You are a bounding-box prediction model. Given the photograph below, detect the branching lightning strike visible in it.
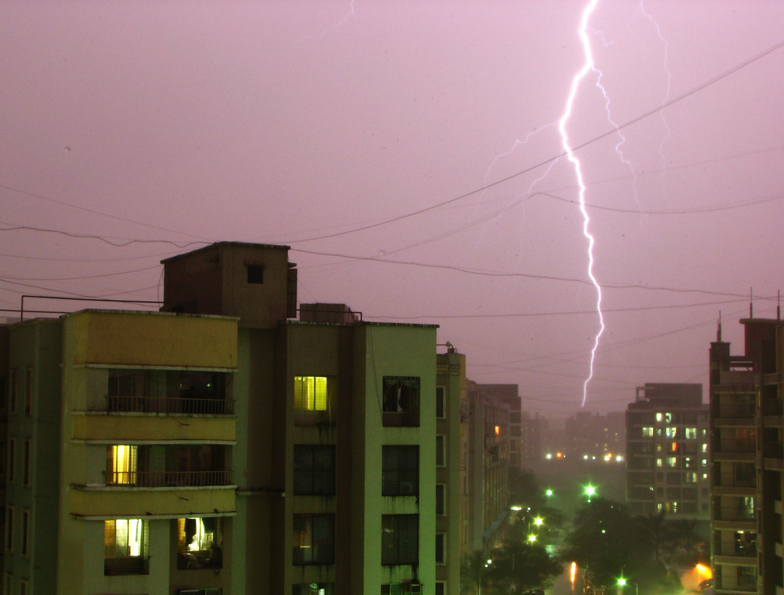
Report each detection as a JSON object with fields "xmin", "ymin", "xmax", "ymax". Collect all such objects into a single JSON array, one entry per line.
[{"xmin": 557, "ymin": 0, "xmax": 604, "ymax": 408}]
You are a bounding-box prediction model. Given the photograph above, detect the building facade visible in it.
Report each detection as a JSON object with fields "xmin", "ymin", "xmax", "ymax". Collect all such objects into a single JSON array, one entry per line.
[
  {"xmin": 2, "ymin": 242, "xmax": 456, "ymax": 595},
  {"xmin": 625, "ymin": 383, "xmax": 710, "ymax": 522},
  {"xmin": 709, "ymin": 318, "xmax": 784, "ymax": 595}
]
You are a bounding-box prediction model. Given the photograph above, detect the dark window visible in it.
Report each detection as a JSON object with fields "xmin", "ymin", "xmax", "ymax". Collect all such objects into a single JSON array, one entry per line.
[
  {"xmin": 436, "ymin": 484, "xmax": 445, "ymax": 515},
  {"xmin": 435, "ymin": 533, "xmax": 446, "ymax": 564},
  {"xmin": 24, "ymin": 368, "xmax": 33, "ymax": 416},
  {"xmin": 293, "ymin": 514, "xmax": 335, "ymax": 565},
  {"xmin": 23, "ymin": 440, "xmax": 30, "ymax": 486},
  {"xmin": 435, "ymin": 584, "xmax": 445, "ymax": 595},
  {"xmin": 382, "ymin": 377, "xmax": 420, "ymax": 427},
  {"xmin": 294, "ymin": 445, "xmax": 336, "ymax": 495},
  {"xmin": 436, "ymin": 435, "xmax": 445, "ymax": 467},
  {"xmin": 247, "ymin": 264, "xmax": 264, "ymax": 284},
  {"xmin": 436, "ymin": 386, "xmax": 446, "ymax": 418},
  {"xmin": 381, "ymin": 514, "xmax": 418, "ymax": 565},
  {"xmin": 382, "ymin": 446, "xmax": 418, "ymax": 496}
]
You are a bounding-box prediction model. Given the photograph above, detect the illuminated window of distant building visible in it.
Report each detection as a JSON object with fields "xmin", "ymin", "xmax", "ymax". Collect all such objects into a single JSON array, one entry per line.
[
  {"xmin": 666, "ymin": 457, "xmax": 677, "ymax": 468},
  {"xmin": 294, "ymin": 376, "xmax": 328, "ymax": 411},
  {"xmin": 436, "ymin": 532, "xmax": 446, "ymax": 564},
  {"xmin": 107, "ymin": 445, "xmax": 137, "ymax": 485},
  {"xmin": 684, "ymin": 472, "xmax": 697, "ymax": 483},
  {"xmin": 246, "ymin": 263, "xmax": 264, "ymax": 284},
  {"xmin": 670, "ymin": 442, "xmax": 678, "ymax": 453},
  {"xmin": 656, "ymin": 412, "xmax": 663, "ymax": 422},
  {"xmin": 292, "ymin": 584, "xmax": 335, "ymax": 595},
  {"xmin": 642, "ymin": 427, "xmax": 654, "ymax": 437},
  {"xmin": 685, "ymin": 428, "xmax": 697, "ymax": 439},
  {"xmin": 701, "ymin": 459, "xmax": 707, "ymax": 467},
  {"xmin": 293, "ymin": 514, "xmax": 335, "ymax": 565},
  {"xmin": 104, "ymin": 519, "xmax": 149, "ymax": 575},
  {"xmin": 382, "ymin": 446, "xmax": 419, "ymax": 496},
  {"xmin": 701, "ymin": 443, "xmax": 708, "ymax": 453},
  {"xmin": 494, "ymin": 425, "xmax": 500, "ymax": 436},
  {"xmin": 177, "ymin": 517, "xmax": 223, "ymax": 570},
  {"xmin": 436, "ymin": 386, "xmax": 446, "ymax": 419},
  {"xmin": 381, "ymin": 514, "xmax": 418, "ymax": 565},
  {"xmin": 656, "ymin": 443, "xmax": 663, "ymax": 452},
  {"xmin": 684, "ymin": 457, "xmax": 696, "ymax": 469},
  {"xmin": 664, "ymin": 413, "xmax": 672, "ymax": 423},
  {"xmin": 665, "ymin": 427, "xmax": 677, "ymax": 438},
  {"xmin": 656, "ymin": 458, "xmax": 663, "ymax": 467}
]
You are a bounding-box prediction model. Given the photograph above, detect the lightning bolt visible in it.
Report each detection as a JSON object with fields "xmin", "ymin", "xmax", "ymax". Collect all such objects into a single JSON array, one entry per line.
[{"xmin": 558, "ymin": 0, "xmax": 605, "ymax": 408}]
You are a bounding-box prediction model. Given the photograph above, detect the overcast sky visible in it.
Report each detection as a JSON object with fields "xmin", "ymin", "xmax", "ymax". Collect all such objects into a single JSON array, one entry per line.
[{"xmin": 2, "ymin": 0, "xmax": 783, "ymax": 416}]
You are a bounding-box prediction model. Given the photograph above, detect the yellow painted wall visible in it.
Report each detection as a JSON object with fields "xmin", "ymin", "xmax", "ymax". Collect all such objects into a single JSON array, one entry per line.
[
  {"xmin": 72, "ymin": 414, "xmax": 236, "ymax": 442},
  {"xmin": 70, "ymin": 487, "xmax": 235, "ymax": 518},
  {"xmin": 67, "ymin": 311, "xmax": 238, "ymax": 369}
]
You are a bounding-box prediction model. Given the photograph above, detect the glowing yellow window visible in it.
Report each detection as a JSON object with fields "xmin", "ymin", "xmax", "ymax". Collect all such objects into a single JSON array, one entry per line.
[
  {"xmin": 294, "ymin": 377, "xmax": 328, "ymax": 411},
  {"xmin": 108, "ymin": 445, "xmax": 138, "ymax": 485}
]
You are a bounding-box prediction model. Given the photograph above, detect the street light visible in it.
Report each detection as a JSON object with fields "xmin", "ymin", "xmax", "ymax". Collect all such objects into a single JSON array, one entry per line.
[
  {"xmin": 617, "ymin": 577, "xmax": 638, "ymax": 595},
  {"xmin": 583, "ymin": 485, "xmax": 597, "ymax": 502},
  {"xmin": 545, "ymin": 489, "xmax": 554, "ymax": 497},
  {"xmin": 527, "ymin": 534, "xmax": 537, "ymax": 543}
]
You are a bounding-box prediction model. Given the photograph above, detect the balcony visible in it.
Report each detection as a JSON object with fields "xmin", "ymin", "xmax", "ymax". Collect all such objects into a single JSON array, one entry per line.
[
  {"xmin": 713, "ymin": 542, "xmax": 757, "ymax": 557},
  {"xmin": 106, "ymin": 395, "xmax": 235, "ymax": 416},
  {"xmin": 107, "ymin": 469, "xmax": 233, "ymax": 488},
  {"xmin": 105, "ymin": 556, "xmax": 150, "ymax": 576}
]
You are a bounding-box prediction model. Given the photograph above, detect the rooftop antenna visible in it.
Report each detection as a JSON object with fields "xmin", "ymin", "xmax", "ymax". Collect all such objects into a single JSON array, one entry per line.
[
  {"xmin": 749, "ymin": 288, "xmax": 753, "ymax": 318},
  {"xmin": 717, "ymin": 311, "xmax": 722, "ymax": 342}
]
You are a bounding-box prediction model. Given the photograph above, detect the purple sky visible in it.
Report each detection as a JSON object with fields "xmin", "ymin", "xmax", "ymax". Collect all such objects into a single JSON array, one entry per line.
[{"xmin": 2, "ymin": 0, "xmax": 783, "ymax": 416}]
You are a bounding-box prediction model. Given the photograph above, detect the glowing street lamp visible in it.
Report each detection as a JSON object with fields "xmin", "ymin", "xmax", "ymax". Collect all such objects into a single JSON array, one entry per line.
[
  {"xmin": 617, "ymin": 577, "xmax": 638, "ymax": 595},
  {"xmin": 527, "ymin": 534, "xmax": 537, "ymax": 543},
  {"xmin": 584, "ymin": 485, "xmax": 597, "ymax": 501},
  {"xmin": 545, "ymin": 488, "xmax": 554, "ymax": 497},
  {"xmin": 533, "ymin": 517, "xmax": 544, "ymax": 527}
]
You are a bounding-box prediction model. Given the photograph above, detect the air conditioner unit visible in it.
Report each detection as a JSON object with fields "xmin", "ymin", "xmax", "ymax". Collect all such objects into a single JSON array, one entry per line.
[{"xmin": 405, "ymin": 583, "xmax": 423, "ymax": 594}]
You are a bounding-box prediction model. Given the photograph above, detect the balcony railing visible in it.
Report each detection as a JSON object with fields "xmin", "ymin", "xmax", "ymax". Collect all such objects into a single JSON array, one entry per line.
[
  {"xmin": 104, "ymin": 556, "xmax": 150, "ymax": 576},
  {"xmin": 714, "ymin": 506, "xmax": 755, "ymax": 521},
  {"xmin": 106, "ymin": 395, "xmax": 235, "ymax": 415},
  {"xmin": 107, "ymin": 469, "xmax": 233, "ymax": 488},
  {"xmin": 718, "ymin": 473, "xmax": 755, "ymax": 488},
  {"xmin": 713, "ymin": 542, "xmax": 757, "ymax": 557}
]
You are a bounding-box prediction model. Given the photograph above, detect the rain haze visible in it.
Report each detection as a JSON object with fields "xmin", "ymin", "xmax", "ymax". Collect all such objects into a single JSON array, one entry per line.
[{"xmin": 1, "ymin": 0, "xmax": 783, "ymax": 417}]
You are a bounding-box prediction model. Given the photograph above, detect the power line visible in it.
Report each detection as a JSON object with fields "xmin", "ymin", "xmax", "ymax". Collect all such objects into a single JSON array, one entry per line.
[{"xmin": 278, "ymin": 37, "xmax": 784, "ymax": 244}]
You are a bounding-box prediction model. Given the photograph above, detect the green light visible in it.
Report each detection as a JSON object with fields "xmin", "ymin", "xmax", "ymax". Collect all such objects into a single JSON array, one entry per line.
[
  {"xmin": 618, "ymin": 578, "xmax": 627, "ymax": 587},
  {"xmin": 545, "ymin": 489, "xmax": 554, "ymax": 497},
  {"xmin": 527, "ymin": 534, "xmax": 537, "ymax": 543},
  {"xmin": 533, "ymin": 517, "xmax": 544, "ymax": 526},
  {"xmin": 584, "ymin": 485, "xmax": 596, "ymax": 497}
]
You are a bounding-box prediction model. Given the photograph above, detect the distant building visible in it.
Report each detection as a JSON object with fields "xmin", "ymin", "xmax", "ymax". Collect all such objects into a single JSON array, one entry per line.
[
  {"xmin": 625, "ymin": 383, "xmax": 710, "ymax": 523},
  {"xmin": 565, "ymin": 410, "xmax": 626, "ymax": 461},
  {"xmin": 476, "ymin": 385, "xmax": 521, "ymax": 468},
  {"xmin": 519, "ymin": 411, "xmax": 546, "ymax": 465},
  {"xmin": 2, "ymin": 242, "xmax": 457, "ymax": 595},
  {"xmin": 709, "ymin": 317, "xmax": 783, "ymax": 595},
  {"xmin": 461, "ymin": 381, "xmax": 510, "ymax": 555}
]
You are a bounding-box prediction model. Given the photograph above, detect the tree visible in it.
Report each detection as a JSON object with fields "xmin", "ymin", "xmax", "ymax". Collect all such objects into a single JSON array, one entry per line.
[
  {"xmin": 461, "ymin": 550, "xmax": 493, "ymax": 595},
  {"xmin": 489, "ymin": 538, "xmax": 563, "ymax": 593}
]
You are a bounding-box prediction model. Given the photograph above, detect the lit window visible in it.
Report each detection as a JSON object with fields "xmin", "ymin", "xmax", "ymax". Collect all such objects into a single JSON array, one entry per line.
[
  {"xmin": 177, "ymin": 517, "xmax": 223, "ymax": 570},
  {"xmin": 642, "ymin": 427, "xmax": 654, "ymax": 437},
  {"xmin": 107, "ymin": 445, "xmax": 138, "ymax": 485},
  {"xmin": 656, "ymin": 458, "xmax": 663, "ymax": 467},
  {"xmin": 656, "ymin": 413, "xmax": 663, "ymax": 422},
  {"xmin": 667, "ymin": 457, "xmax": 677, "ymax": 468},
  {"xmin": 294, "ymin": 377, "xmax": 328, "ymax": 411},
  {"xmin": 685, "ymin": 428, "xmax": 697, "ymax": 439},
  {"xmin": 382, "ymin": 445, "xmax": 419, "ymax": 496},
  {"xmin": 104, "ymin": 520, "xmax": 149, "ymax": 575},
  {"xmin": 381, "ymin": 514, "xmax": 418, "ymax": 565},
  {"xmin": 494, "ymin": 425, "xmax": 500, "ymax": 436},
  {"xmin": 684, "ymin": 472, "xmax": 697, "ymax": 483},
  {"xmin": 664, "ymin": 413, "xmax": 672, "ymax": 423},
  {"xmin": 702, "ymin": 443, "xmax": 708, "ymax": 453},
  {"xmin": 293, "ymin": 514, "xmax": 335, "ymax": 565}
]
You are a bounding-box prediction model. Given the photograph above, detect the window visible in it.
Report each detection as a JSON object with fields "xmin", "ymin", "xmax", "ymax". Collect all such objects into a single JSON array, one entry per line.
[
  {"xmin": 294, "ymin": 376, "xmax": 328, "ymax": 411},
  {"xmin": 382, "ymin": 446, "xmax": 418, "ymax": 496},
  {"xmin": 4, "ymin": 573, "xmax": 10, "ymax": 595},
  {"xmin": 435, "ymin": 583, "xmax": 446, "ymax": 595},
  {"xmin": 665, "ymin": 427, "xmax": 677, "ymax": 438},
  {"xmin": 656, "ymin": 458, "xmax": 662, "ymax": 468},
  {"xmin": 702, "ymin": 443, "xmax": 708, "ymax": 453},
  {"xmin": 8, "ymin": 438, "xmax": 15, "ymax": 483},
  {"xmin": 293, "ymin": 514, "xmax": 335, "ymax": 565},
  {"xmin": 247, "ymin": 263, "xmax": 264, "ymax": 284},
  {"xmin": 24, "ymin": 368, "xmax": 32, "ymax": 416},
  {"xmin": 293, "ymin": 445, "xmax": 335, "ymax": 495},
  {"xmin": 23, "ymin": 439, "xmax": 30, "ymax": 487},
  {"xmin": 177, "ymin": 517, "xmax": 223, "ymax": 570},
  {"xmin": 665, "ymin": 413, "xmax": 672, "ymax": 423},
  {"xmin": 293, "ymin": 584, "xmax": 335, "ymax": 595},
  {"xmin": 655, "ymin": 412, "xmax": 663, "ymax": 422},
  {"xmin": 20, "ymin": 510, "xmax": 29, "ymax": 557},
  {"xmin": 9, "ymin": 369, "xmax": 17, "ymax": 414},
  {"xmin": 6, "ymin": 506, "xmax": 13, "ymax": 552},
  {"xmin": 436, "ymin": 484, "xmax": 445, "ymax": 515},
  {"xmin": 684, "ymin": 472, "xmax": 697, "ymax": 483},
  {"xmin": 435, "ymin": 533, "xmax": 446, "ymax": 564},
  {"xmin": 104, "ymin": 519, "xmax": 149, "ymax": 575},
  {"xmin": 642, "ymin": 427, "xmax": 654, "ymax": 437},
  {"xmin": 436, "ymin": 386, "xmax": 446, "ymax": 419},
  {"xmin": 436, "ymin": 435, "xmax": 446, "ymax": 467},
  {"xmin": 382, "ymin": 377, "xmax": 420, "ymax": 427},
  {"xmin": 381, "ymin": 514, "xmax": 418, "ymax": 565},
  {"xmin": 666, "ymin": 457, "xmax": 677, "ymax": 468},
  {"xmin": 685, "ymin": 428, "xmax": 697, "ymax": 439},
  {"xmin": 19, "ymin": 580, "xmax": 27, "ymax": 595},
  {"xmin": 107, "ymin": 445, "xmax": 137, "ymax": 485}
]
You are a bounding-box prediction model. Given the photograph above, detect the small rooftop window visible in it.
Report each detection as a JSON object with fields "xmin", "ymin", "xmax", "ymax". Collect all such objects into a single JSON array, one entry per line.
[{"xmin": 247, "ymin": 264, "xmax": 264, "ymax": 284}]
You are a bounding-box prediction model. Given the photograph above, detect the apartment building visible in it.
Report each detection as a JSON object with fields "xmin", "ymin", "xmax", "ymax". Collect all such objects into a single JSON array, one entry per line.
[
  {"xmin": 476, "ymin": 385, "xmax": 521, "ymax": 470},
  {"xmin": 461, "ymin": 381, "xmax": 510, "ymax": 555},
  {"xmin": 625, "ymin": 383, "xmax": 710, "ymax": 523},
  {"xmin": 3, "ymin": 241, "xmax": 455, "ymax": 595},
  {"xmin": 709, "ymin": 318, "xmax": 783, "ymax": 595}
]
